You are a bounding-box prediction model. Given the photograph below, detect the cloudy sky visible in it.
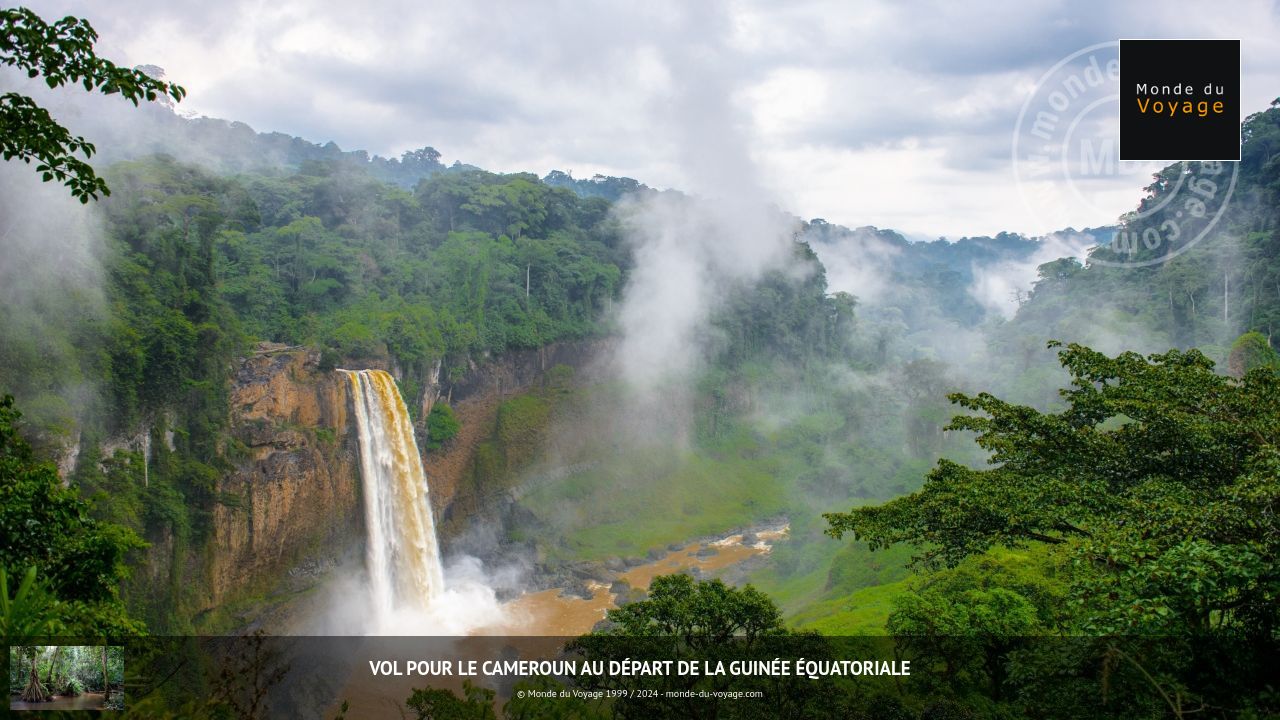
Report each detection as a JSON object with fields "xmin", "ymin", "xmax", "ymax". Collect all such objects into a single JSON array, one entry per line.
[{"xmin": 20, "ymin": 0, "xmax": 1280, "ymax": 238}]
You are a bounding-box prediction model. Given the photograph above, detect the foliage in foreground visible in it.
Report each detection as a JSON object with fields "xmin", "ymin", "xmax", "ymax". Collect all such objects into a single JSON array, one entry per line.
[
  {"xmin": 1, "ymin": 7, "xmax": 185, "ymax": 201},
  {"xmin": 0, "ymin": 395, "xmax": 144, "ymax": 639},
  {"xmin": 827, "ymin": 342, "xmax": 1280, "ymax": 715}
]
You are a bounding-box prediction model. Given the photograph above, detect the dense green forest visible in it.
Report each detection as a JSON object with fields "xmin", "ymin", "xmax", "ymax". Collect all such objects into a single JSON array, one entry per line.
[
  {"xmin": 1, "ymin": 154, "xmax": 638, "ymax": 631},
  {"xmin": 9, "ymin": 645, "xmax": 124, "ymax": 710},
  {"xmin": 995, "ymin": 104, "xmax": 1280, "ymax": 358},
  {"xmin": 1, "ymin": 99, "xmax": 1278, "ymax": 711},
  {"xmin": 5, "ymin": 156, "xmax": 629, "ymax": 437}
]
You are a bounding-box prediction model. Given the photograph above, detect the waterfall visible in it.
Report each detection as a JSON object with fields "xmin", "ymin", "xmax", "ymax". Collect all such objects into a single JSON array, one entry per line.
[{"xmin": 341, "ymin": 369, "xmax": 445, "ymax": 620}]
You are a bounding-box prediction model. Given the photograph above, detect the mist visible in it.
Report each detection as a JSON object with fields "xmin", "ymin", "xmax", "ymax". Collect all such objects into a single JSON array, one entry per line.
[
  {"xmin": 301, "ymin": 557, "xmax": 513, "ymax": 636},
  {"xmin": 0, "ymin": 161, "xmax": 107, "ymax": 448},
  {"xmin": 1, "ymin": 10, "xmax": 1229, "ymax": 645},
  {"xmin": 807, "ymin": 225, "xmax": 903, "ymax": 305},
  {"xmin": 606, "ymin": 5, "xmax": 797, "ymax": 440},
  {"xmin": 968, "ymin": 231, "xmax": 1095, "ymax": 318}
]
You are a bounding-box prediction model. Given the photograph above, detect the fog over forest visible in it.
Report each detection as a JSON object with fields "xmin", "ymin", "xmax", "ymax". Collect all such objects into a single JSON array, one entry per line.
[{"xmin": 3, "ymin": 4, "xmax": 1280, "ymax": 719}]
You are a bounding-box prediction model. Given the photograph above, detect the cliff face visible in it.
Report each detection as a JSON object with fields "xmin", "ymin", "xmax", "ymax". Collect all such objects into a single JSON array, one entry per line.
[
  {"xmin": 207, "ymin": 344, "xmax": 362, "ymax": 611},
  {"xmin": 422, "ymin": 341, "xmax": 605, "ymax": 527},
  {"xmin": 177, "ymin": 339, "xmax": 602, "ymax": 627}
]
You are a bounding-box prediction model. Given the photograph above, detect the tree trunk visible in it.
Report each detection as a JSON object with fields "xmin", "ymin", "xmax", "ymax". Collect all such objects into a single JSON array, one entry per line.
[
  {"xmin": 21, "ymin": 652, "xmax": 50, "ymax": 702},
  {"xmin": 46, "ymin": 645, "xmax": 61, "ymax": 687},
  {"xmin": 101, "ymin": 645, "xmax": 110, "ymax": 701}
]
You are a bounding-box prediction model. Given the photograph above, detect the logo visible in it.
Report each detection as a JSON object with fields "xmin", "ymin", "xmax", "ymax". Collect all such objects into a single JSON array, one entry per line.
[
  {"xmin": 1120, "ymin": 39, "xmax": 1240, "ymax": 161},
  {"xmin": 1013, "ymin": 41, "xmax": 1238, "ymax": 268}
]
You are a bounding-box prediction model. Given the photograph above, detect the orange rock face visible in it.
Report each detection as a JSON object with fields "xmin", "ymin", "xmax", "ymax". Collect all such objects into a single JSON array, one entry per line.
[{"xmin": 207, "ymin": 344, "xmax": 361, "ymax": 612}]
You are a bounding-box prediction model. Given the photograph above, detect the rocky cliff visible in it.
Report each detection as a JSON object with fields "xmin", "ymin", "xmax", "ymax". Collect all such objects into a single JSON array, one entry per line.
[
  {"xmin": 206, "ymin": 344, "xmax": 362, "ymax": 617},
  {"xmin": 421, "ymin": 340, "xmax": 605, "ymax": 535},
  {"xmin": 162, "ymin": 339, "xmax": 603, "ymax": 628}
]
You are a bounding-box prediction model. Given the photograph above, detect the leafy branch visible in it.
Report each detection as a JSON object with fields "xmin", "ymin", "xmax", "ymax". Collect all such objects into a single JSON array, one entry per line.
[{"xmin": 0, "ymin": 7, "xmax": 186, "ymax": 201}]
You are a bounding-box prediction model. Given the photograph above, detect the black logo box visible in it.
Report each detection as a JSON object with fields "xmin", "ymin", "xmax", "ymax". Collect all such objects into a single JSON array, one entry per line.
[{"xmin": 1119, "ymin": 39, "xmax": 1240, "ymax": 161}]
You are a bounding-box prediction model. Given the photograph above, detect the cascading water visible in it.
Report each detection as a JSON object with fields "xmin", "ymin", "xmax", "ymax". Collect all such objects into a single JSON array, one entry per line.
[{"xmin": 341, "ymin": 369, "xmax": 445, "ymax": 622}]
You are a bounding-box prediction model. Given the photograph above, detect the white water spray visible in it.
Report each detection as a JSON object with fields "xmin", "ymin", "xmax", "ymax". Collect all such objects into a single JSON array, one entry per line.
[{"xmin": 342, "ymin": 369, "xmax": 445, "ymax": 621}]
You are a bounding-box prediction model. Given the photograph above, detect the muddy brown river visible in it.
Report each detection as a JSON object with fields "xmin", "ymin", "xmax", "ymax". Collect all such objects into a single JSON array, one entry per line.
[
  {"xmin": 489, "ymin": 526, "xmax": 789, "ymax": 636},
  {"xmin": 9, "ymin": 691, "xmax": 106, "ymax": 710},
  {"xmin": 326, "ymin": 524, "xmax": 789, "ymax": 718}
]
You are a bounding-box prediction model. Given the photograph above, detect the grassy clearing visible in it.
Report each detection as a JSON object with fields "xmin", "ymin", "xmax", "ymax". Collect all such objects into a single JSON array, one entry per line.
[
  {"xmin": 749, "ymin": 524, "xmax": 914, "ymax": 633},
  {"xmin": 790, "ymin": 580, "xmax": 907, "ymax": 634},
  {"xmin": 496, "ymin": 372, "xmax": 927, "ymax": 632},
  {"xmin": 521, "ymin": 445, "xmax": 787, "ymax": 563}
]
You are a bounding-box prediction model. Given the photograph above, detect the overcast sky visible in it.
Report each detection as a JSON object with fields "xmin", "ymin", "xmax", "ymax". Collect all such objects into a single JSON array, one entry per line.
[{"xmin": 21, "ymin": 0, "xmax": 1280, "ymax": 239}]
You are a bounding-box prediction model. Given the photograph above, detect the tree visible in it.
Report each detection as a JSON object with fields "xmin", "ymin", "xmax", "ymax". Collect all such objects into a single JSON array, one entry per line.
[
  {"xmin": 900, "ymin": 358, "xmax": 953, "ymax": 458},
  {"xmin": 208, "ymin": 631, "xmax": 290, "ymax": 720},
  {"xmin": 884, "ymin": 550, "xmax": 1067, "ymax": 703},
  {"xmin": 101, "ymin": 643, "xmax": 109, "ymax": 701},
  {"xmin": 569, "ymin": 574, "xmax": 837, "ymax": 720},
  {"xmin": 0, "ymin": 395, "xmax": 145, "ymax": 637},
  {"xmin": 404, "ymin": 680, "xmax": 496, "ymax": 720},
  {"xmin": 426, "ymin": 402, "xmax": 461, "ymax": 449},
  {"xmin": 1, "ymin": 7, "xmax": 185, "ymax": 201},
  {"xmin": 46, "ymin": 643, "xmax": 59, "ymax": 686},
  {"xmin": 825, "ymin": 342, "xmax": 1280, "ymax": 714},
  {"xmin": 1227, "ymin": 330, "xmax": 1280, "ymax": 377},
  {"xmin": 827, "ymin": 342, "xmax": 1280, "ymax": 634},
  {"xmin": 20, "ymin": 645, "xmax": 51, "ymax": 702},
  {"xmin": 596, "ymin": 574, "xmax": 784, "ymax": 642}
]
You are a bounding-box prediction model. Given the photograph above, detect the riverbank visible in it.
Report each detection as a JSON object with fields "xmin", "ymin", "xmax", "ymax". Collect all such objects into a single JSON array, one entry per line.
[{"xmin": 491, "ymin": 521, "xmax": 790, "ymax": 636}]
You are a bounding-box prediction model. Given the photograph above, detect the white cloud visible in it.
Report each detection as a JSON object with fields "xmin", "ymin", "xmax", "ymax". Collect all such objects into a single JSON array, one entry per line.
[
  {"xmin": 969, "ymin": 232, "xmax": 1095, "ymax": 318},
  {"xmin": 18, "ymin": 0, "xmax": 1280, "ymax": 237}
]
